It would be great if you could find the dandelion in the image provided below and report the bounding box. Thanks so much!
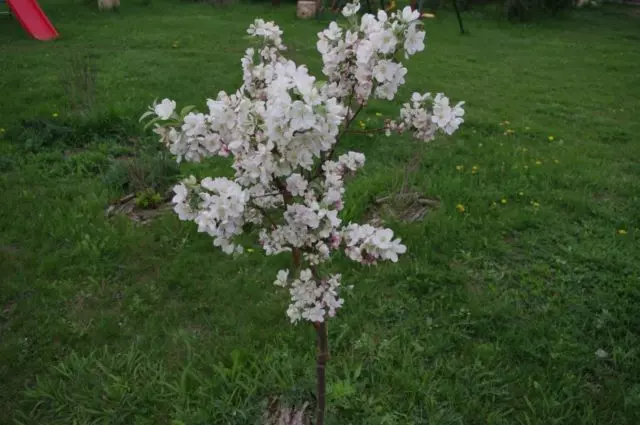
[617,229,627,235]
[471,165,479,174]
[246,248,255,253]
[455,165,464,171]
[52,112,58,117]
[500,198,507,204]
[535,160,542,165]
[548,136,554,141]
[456,204,465,213]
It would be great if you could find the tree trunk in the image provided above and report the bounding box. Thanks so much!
[453,0,466,34]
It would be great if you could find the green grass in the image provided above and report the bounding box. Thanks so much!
[1,1,640,424]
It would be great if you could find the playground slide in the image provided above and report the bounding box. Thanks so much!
[7,0,58,41]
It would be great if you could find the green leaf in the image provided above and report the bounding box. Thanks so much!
[314,80,327,90]
[180,105,197,117]
[143,117,161,131]
[139,110,154,122]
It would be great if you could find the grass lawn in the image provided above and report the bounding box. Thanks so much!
[1,1,640,424]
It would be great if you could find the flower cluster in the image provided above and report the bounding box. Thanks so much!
[275,269,343,323]
[392,92,465,141]
[317,2,425,104]
[145,3,464,324]
[342,224,406,264]
[172,176,248,254]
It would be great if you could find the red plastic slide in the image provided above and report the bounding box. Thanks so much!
[7,0,58,41]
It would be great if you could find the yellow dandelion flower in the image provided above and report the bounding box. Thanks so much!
[456,204,465,213]
[501,198,507,204]
[246,248,255,253]
[617,229,627,235]
[52,112,58,117]
[455,165,464,171]
[471,165,479,174]
[548,136,555,141]
[535,160,542,165]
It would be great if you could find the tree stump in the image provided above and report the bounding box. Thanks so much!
[297,0,317,18]
[98,0,120,10]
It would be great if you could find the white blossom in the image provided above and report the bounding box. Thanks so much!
[286,173,308,197]
[398,6,421,23]
[404,24,426,57]
[432,93,465,135]
[154,98,176,120]
[342,0,360,17]
[274,269,289,287]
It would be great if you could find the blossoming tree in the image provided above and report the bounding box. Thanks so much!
[143,2,464,423]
